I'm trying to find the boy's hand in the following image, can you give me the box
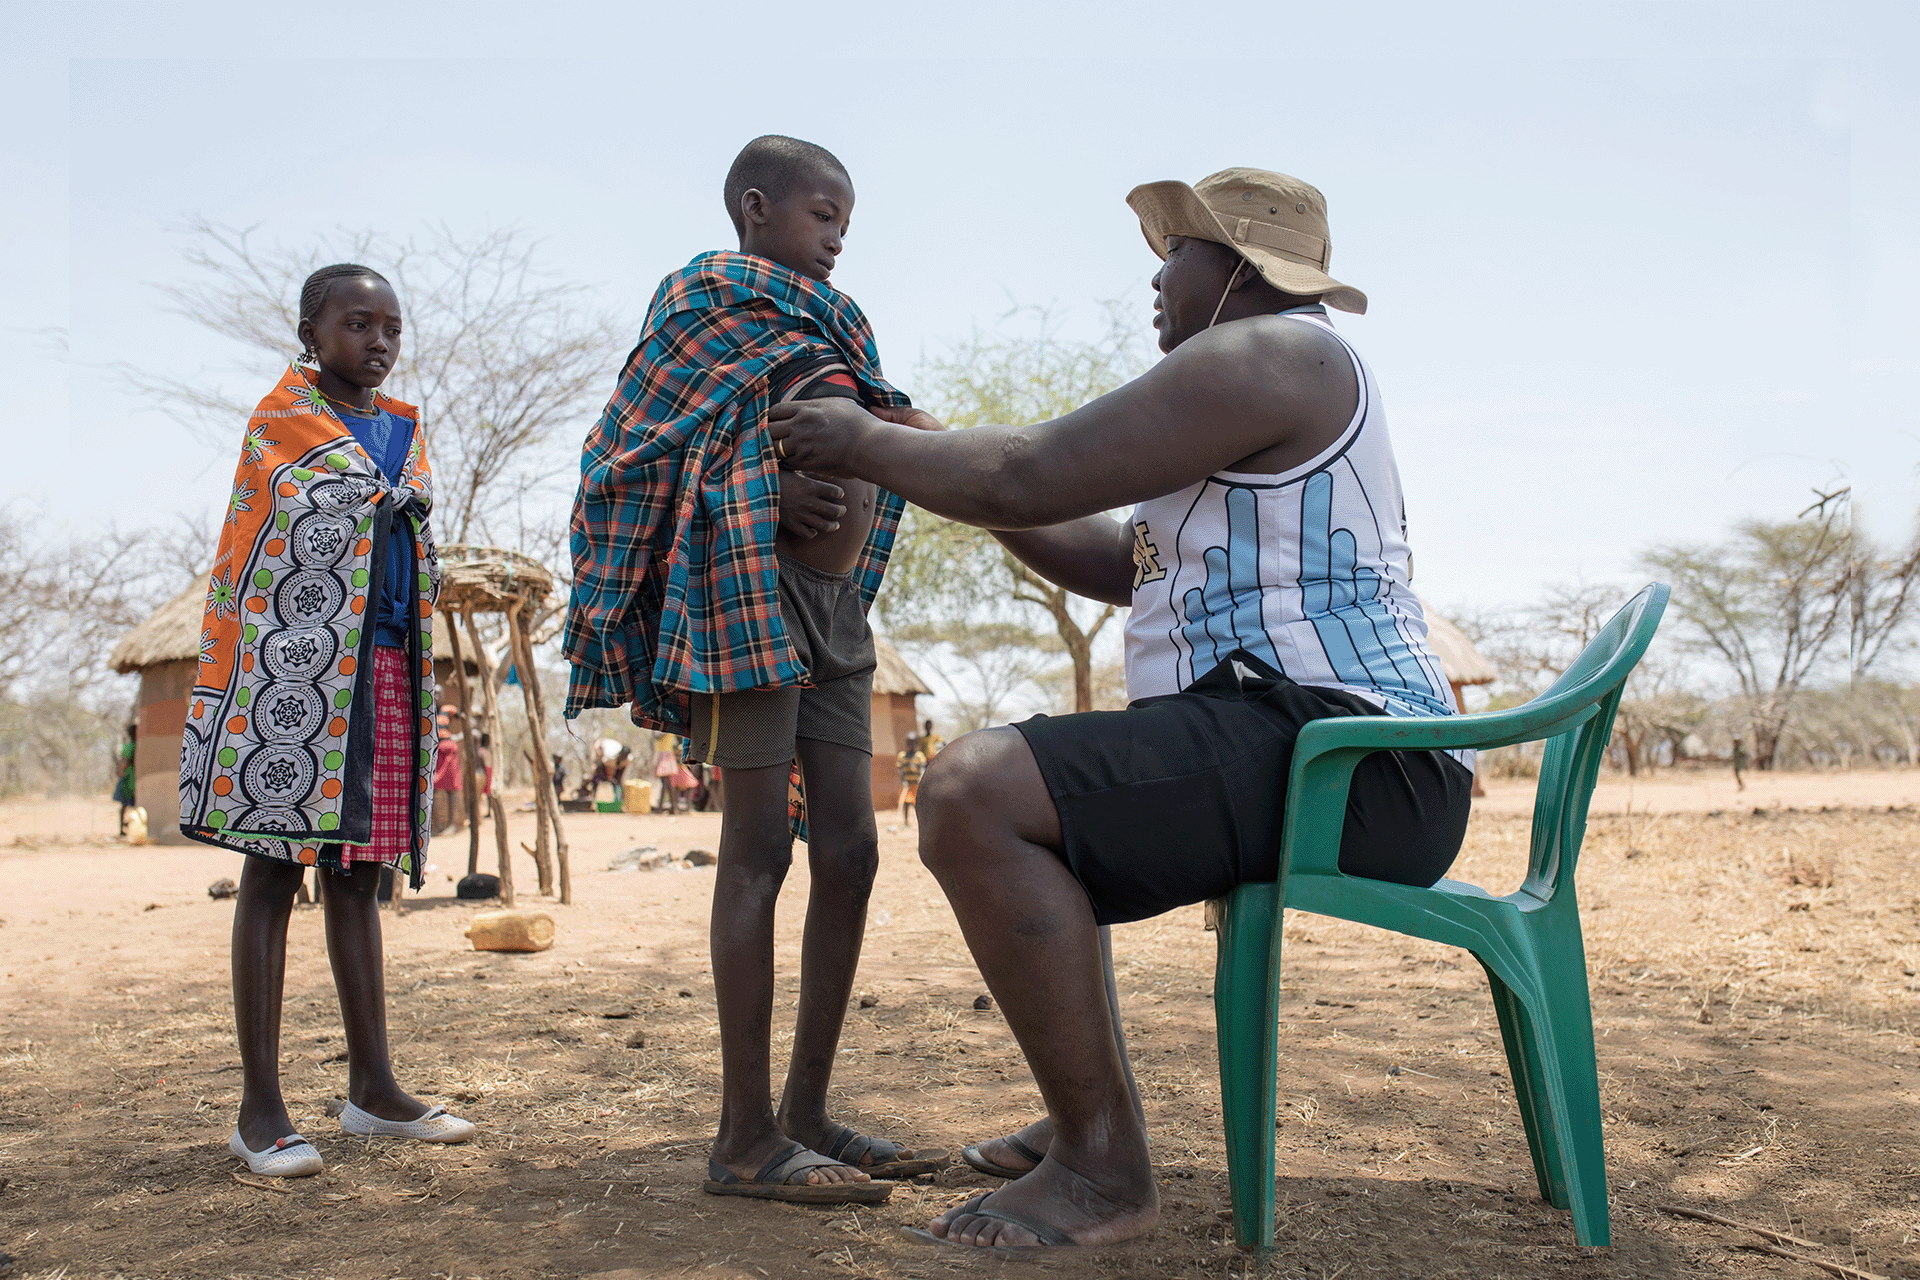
[767,398,875,476]
[777,469,847,540]
[871,405,946,432]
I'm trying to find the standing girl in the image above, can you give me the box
[180,263,476,1177]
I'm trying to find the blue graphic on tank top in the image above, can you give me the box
[1179,486,1284,677]
[1299,472,1449,715]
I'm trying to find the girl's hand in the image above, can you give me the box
[777,469,847,540]
[767,398,876,475]
[871,404,946,432]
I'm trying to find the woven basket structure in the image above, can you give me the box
[436,545,555,614]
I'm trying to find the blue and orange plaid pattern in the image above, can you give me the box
[563,251,910,731]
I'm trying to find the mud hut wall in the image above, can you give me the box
[868,691,919,811]
[134,658,195,844]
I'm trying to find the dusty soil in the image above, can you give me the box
[1,773,1917,1279]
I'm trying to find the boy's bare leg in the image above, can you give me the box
[320,861,429,1121]
[916,728,1158,1246]
[710,759,867,1186]
[777,737,908,1163]
[965,924,1143,1173]
[232,857,305,1150]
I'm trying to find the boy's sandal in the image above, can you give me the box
[818,1124,950,1179]
[338,1100,477,1144]
[702,1142,893,1204]
[229,1129,324,1178]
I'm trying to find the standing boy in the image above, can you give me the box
[565,136,941,1203]
[895,732,927,826]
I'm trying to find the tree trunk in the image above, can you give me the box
[443,621,484,877]
[508,600,569,904]
[462,609,519,906]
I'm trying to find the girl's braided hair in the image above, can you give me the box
[295,263,392,363]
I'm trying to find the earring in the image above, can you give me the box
[298,345,317,365]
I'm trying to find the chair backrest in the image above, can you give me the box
[1514,583,1669,900]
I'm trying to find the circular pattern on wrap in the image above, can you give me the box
[259,626,337,681]
[288,511,357,568]
[229,805,304,837]
[309,477,375,514]
[251,681,327,743]
[275,569,346,626]
[240,746,319,806]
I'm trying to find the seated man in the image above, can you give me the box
[769,168,1472,1248]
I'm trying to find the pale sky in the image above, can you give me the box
[8,1,1917,621]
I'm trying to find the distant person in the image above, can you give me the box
[112,723,138,835]
[550,753,568,798]
[563,135,942,1201]
[920,719,945,758]
[1732,738,1748,792]
[179,262,475,1179]
[895,732,927,826]
[431,720,463,834]
[590,737,632,802]
[771,168,1470,1248]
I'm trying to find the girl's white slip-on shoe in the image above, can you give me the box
[338,1100,477,1144]
[228,1129,324,1178]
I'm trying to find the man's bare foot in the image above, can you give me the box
[927,1155,1157,1248]
[713,1128,870,1186]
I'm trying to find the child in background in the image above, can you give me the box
[894,732,927,827]
[180,263,474,1178]
[565,136,943,1203]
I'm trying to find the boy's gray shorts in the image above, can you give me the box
[685,555,876,770]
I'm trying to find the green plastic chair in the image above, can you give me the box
[1211,583,1668,1249]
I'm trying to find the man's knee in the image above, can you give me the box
[917,728,1026,873]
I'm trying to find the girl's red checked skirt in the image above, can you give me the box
[343,646,416,867]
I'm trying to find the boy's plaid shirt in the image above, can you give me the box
[563,251,911,732]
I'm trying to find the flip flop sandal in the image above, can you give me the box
[703,1141,893,1204]
[820,1124,951,1179]
[899,1191,1079,1252]
[339,1100,477,1144]
[959,1134,1046,1180]
[229,1129,324,1178]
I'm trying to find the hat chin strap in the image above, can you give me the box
[1206,262,1249,330]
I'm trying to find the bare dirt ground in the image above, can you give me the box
[1,770,1917,1279]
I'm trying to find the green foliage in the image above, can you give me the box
[878,306,1149,716]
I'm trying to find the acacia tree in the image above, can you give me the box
[879,305,1149,715]
[1638,490,1917,769]
[126,218,626,546]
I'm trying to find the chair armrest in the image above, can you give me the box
[1291,700,1603,760]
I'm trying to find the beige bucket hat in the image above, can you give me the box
[1127,167,1367,314]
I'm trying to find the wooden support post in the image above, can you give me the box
[444,621,484,877]
[463,608,516,908]
[508,600,570,904]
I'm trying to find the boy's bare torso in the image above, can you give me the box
[775,474,876,574]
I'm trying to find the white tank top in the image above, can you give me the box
[1123,309,1466,762]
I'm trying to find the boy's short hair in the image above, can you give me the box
[724,135,850,236]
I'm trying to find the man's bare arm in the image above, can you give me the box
[993,517,1136,607]
[768,315,1353,530]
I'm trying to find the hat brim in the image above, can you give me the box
[1125,180,1367,314]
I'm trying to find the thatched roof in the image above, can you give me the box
[873,635,933,697]
[437,545,554,613]
[1420,598,1498,687]
[111,574,210,673]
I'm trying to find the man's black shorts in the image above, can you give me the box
[1012,652,1473,926]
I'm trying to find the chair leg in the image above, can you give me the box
[1480,961,1566,1209]
[1213,883,1282,1249]
[1479,954,1612,1247]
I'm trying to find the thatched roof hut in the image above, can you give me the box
[109,574,210,843]
[110,573,209,675]
[1420,601,1498,688]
